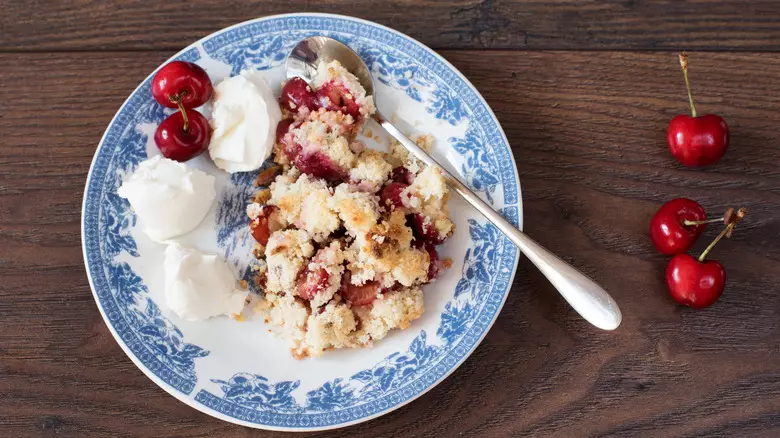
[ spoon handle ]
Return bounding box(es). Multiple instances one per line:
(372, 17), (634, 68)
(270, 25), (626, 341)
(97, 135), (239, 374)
(377, 115), (622, 330)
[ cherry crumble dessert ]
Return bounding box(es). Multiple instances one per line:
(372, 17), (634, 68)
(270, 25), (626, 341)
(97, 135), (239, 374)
(247, 60), (455, 358)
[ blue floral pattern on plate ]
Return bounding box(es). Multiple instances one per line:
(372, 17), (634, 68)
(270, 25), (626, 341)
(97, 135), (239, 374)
(82, 14), (520, 430)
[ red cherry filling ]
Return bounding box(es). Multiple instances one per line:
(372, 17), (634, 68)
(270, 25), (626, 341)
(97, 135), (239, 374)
(280, 77), (320, 113)
(296, 266), (330, 301)
(154, 109), (211, 162)
(276, 122), (345, 181)
(380, 183), (410, 210)
(294, 151), (346, 181)
(277, 120), (302, 164)
(281, 138), (302, 164)
(249, 205), (281, 246)
(340, 272), (380, 306)
(411, 214), (446, 245)
(276, 118), (295, 143)
(424, 245), (443, 281)
(316, 82), (362, 120)
(391, 166), (414, 184)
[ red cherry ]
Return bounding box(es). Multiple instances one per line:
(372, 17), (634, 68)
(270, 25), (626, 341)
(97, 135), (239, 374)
(316, 82), (362, 120)
(154, 109), (211, 162)
(339, 272), (380, 306)
(667, 114), (729, 167)
(380, 183), (409, 210)
(666, 53), (729, 167)
(649, 198), (708, 255)
(411, 214), (446, 245)
(665, 254), (725, 308)
(250, 205), (280, 246)
(664, 206), (747, 309)
(280, 77), (319, 113)
(152, 61), (213, 109)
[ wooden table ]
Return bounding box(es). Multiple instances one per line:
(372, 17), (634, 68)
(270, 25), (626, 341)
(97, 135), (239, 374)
(2, 2), (780, 436)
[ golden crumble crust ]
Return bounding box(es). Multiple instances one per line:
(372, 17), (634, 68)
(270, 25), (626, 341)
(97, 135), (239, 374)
(247, 60), (451, 358)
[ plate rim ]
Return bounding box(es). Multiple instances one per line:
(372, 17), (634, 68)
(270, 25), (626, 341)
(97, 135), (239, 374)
(81, 12), (523, 431)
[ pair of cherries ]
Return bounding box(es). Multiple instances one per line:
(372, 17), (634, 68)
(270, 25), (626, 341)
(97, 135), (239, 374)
(650, 198), (746, 308)
(151, 61), (214, 162)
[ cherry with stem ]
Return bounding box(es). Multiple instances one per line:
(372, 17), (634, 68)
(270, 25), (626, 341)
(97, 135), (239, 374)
(665, 207), (747, 309)
(649, 197), (707, 255)
(154, 91), (211, 163)
(666, 52), (729, 167)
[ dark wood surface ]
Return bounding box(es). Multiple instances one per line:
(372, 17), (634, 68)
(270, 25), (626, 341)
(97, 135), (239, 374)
(5, 0), (780, 51)
(2, 2), (780, 437)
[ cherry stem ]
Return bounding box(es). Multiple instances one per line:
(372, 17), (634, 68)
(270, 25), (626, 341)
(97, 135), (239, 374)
(168, 90), (190, 133)
(698, 207), (747, 262)
(682, 217), (723, 226)
(679, 53), (697, 118)
(177, 101), (189, 133)
(698, 223), (733, 262)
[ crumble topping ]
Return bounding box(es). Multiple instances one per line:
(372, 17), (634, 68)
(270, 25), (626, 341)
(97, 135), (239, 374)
(264, 229), (314, 293)
(267, 173), (340, 242)
(313, 60), (377, 117)
(350, 149), (393, 191)
(330, 183), (380, 235)
(248, 59), (453, 358)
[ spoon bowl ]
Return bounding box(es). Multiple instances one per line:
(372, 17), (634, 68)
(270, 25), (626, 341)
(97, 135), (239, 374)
(287, 36), (374, 95)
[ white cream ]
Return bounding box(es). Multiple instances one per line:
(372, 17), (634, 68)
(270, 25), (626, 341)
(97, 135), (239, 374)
(117, 155), (216, 242)
(163, 243), (248, 321)
(209, 69), (282, 173)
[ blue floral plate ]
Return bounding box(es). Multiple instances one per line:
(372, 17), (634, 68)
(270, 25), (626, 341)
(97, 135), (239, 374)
(82, 13), (521, 431)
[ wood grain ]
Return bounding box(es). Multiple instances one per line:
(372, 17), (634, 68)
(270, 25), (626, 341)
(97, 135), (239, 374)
(1, 49), (779, 436)
(4, 0), (780, 52)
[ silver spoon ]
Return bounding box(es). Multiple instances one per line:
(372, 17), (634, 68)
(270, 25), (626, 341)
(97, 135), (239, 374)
(286, 36), (622, 331)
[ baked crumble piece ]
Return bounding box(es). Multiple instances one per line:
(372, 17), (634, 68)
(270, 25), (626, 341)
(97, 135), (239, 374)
(248, 60), (454, 358)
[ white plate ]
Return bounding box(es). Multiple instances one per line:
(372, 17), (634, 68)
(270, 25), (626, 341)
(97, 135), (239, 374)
(82, 13), (522, 431)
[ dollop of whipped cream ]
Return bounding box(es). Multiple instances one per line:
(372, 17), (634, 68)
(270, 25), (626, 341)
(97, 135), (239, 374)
(163, 243), (248, 321)
(209, 69), (282, 173)
(117, 155), (215, 242)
